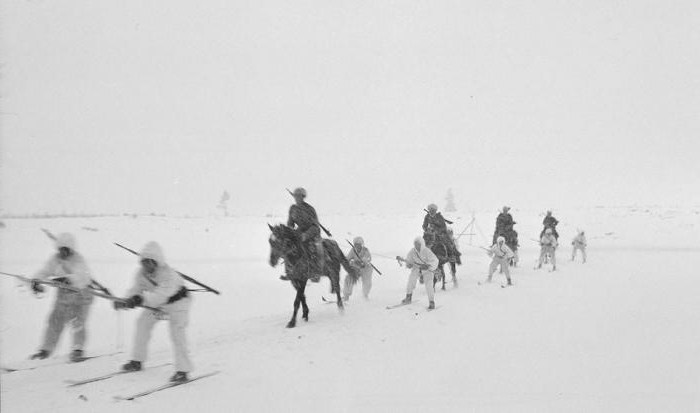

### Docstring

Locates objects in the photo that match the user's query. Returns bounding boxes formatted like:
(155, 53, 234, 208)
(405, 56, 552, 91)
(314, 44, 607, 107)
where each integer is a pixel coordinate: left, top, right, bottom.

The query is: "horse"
(423, 232, 450, 291)
(268, 224, 350, 328)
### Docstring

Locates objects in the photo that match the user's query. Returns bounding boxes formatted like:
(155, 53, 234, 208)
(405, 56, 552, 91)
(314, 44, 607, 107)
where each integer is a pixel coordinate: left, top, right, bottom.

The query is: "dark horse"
(268, 224, 351, 328)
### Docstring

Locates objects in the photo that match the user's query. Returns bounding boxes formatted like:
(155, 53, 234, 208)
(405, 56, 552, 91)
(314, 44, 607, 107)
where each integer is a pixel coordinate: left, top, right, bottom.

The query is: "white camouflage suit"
(488, 236, 515, 282)
(571, 232, 587, 262)
(34, 233, 94, 354)
(125, 242, 193, 373)
(404, 237, 439, 302)
(538, 232, 559, 268)
(342, 237, 373, 301)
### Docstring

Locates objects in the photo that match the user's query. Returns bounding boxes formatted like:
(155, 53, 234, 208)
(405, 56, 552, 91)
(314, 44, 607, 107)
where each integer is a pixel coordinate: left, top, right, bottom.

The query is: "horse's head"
(268, 224, 300, 267)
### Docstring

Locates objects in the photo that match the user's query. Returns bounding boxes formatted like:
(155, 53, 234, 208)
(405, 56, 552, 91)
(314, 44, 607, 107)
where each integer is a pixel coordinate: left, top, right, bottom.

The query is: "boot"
(452, 276, 458, 288)
(400, 293, 412, 305)
(507, 278, 512, 286)
(70, 349, 85, 363)
(30, 350, 49, 360)
(122, 360, 142, 372)
(170, 371, 189, 383)
(428, 301, 435, 310)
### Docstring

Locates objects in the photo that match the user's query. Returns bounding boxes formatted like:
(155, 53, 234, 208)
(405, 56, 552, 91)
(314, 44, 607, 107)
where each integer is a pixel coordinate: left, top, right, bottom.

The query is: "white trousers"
(41, 296, 93, 353)
(343, 270, 372, 300)
(406, 269, 435, 302)
(131, 297, 192, 372)
(488, 257, 511, 280)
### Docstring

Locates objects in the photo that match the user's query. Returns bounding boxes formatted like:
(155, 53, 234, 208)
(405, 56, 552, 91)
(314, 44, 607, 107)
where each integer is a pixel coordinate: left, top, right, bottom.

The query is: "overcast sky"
(1, 0, 698, 216)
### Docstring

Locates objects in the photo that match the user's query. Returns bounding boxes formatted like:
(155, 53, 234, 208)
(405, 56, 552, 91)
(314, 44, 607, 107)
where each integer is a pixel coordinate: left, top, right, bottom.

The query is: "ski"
(65, 362, 171, 387)
(386, 300, 420, 310)
(1, 351, 122, 374)
(114, 371, 220, 401)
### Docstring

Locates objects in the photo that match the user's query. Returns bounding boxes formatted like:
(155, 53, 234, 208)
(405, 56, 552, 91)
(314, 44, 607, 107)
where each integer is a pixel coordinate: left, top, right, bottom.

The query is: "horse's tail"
(322, 239, 350, 294)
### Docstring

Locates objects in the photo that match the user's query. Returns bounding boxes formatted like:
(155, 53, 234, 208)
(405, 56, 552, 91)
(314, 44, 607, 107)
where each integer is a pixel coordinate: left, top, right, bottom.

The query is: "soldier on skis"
(29, 233, 95, 362)
(342, 236, 373, 301)
(287, 187, 325, 281)
(571, 230, 587, 263)
(398, 236, 439, 310)
(114, 241, 193, 383)
(485, 236, 515, 286)
(537, 228, 559, 271)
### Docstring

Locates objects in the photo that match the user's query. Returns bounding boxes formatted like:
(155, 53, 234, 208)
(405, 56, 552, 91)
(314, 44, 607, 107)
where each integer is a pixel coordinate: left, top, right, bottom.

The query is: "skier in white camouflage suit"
(342, 236, 373, 301)
(486, 236, 514, 285)
(29, 233, 95, 362)
(114, 241, 193, 383)
(399, 236, 439, 310)
(571, 230, 587, 263)
(537, 228, 559, 271)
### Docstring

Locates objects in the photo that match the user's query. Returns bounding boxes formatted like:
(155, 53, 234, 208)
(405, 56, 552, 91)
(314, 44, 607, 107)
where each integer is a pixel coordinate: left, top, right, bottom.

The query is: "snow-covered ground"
(1, 207, 699, 412)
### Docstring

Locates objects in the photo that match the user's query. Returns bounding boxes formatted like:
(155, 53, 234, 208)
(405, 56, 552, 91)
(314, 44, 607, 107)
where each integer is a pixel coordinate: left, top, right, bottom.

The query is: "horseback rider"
(493, 206, 515, 244)
(540, 210, 560, 239)
(287, 187, 324, 280)
(422, 204, 448, 237)
(422, 203, 458, 264)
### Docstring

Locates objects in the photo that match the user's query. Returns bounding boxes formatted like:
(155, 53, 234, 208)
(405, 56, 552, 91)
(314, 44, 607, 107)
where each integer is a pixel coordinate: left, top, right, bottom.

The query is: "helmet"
(503, 206, 510, 212)
(292, 187, 307, 198)
(352, 236, 364, 246)
(427, 204, 438, 213)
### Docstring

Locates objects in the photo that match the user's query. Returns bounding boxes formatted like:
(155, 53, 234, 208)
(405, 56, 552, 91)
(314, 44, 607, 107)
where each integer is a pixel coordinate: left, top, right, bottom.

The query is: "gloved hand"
(125, 295, 143, 308)
(53, 276, 71, 285)
(300, 232, 309, 242)
(113, 295, 142, 310)
(31, 279, 45, 294)
(419, 264, 430, 271)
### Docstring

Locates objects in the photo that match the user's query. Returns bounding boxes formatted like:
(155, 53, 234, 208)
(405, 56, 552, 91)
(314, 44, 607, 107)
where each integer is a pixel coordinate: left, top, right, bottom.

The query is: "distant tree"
(218, 191, 231, 217)
(444, 188, 457, 213)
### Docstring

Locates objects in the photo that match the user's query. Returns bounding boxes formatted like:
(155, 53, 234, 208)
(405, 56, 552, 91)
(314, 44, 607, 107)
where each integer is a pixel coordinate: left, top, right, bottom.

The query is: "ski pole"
(0, 271, 162, 313)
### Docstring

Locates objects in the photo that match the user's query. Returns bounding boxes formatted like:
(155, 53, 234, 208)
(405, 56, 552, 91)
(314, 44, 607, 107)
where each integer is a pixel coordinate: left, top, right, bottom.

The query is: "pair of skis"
(1, 351, 122, 374)
(66, 363, 220, 400)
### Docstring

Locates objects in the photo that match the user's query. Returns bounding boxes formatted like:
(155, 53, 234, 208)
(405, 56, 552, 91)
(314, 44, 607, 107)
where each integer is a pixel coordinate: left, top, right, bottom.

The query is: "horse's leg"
(300, 280, 309, 322)
(287, 281, 301, 328)
(333, 267, 344, 311)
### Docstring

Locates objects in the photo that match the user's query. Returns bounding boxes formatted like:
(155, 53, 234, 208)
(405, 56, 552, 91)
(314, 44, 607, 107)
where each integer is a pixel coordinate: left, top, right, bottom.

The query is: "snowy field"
(1, 206, 699, 412)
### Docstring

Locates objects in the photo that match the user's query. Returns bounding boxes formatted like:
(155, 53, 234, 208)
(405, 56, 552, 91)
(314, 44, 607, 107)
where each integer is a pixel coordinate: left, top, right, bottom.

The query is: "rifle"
(285, 189, 332, 237)
(423, 209, 454, 225)
(345, 240, 382, 275)
(0, 271, 162, 313)
(113, 243, 221, 295)
(40, 228, 112, 296)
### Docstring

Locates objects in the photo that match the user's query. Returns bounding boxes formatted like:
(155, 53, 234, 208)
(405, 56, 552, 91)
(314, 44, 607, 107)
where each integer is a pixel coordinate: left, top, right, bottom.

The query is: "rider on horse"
(540, 210, 560, 240)
(287, 187, 324, 280)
